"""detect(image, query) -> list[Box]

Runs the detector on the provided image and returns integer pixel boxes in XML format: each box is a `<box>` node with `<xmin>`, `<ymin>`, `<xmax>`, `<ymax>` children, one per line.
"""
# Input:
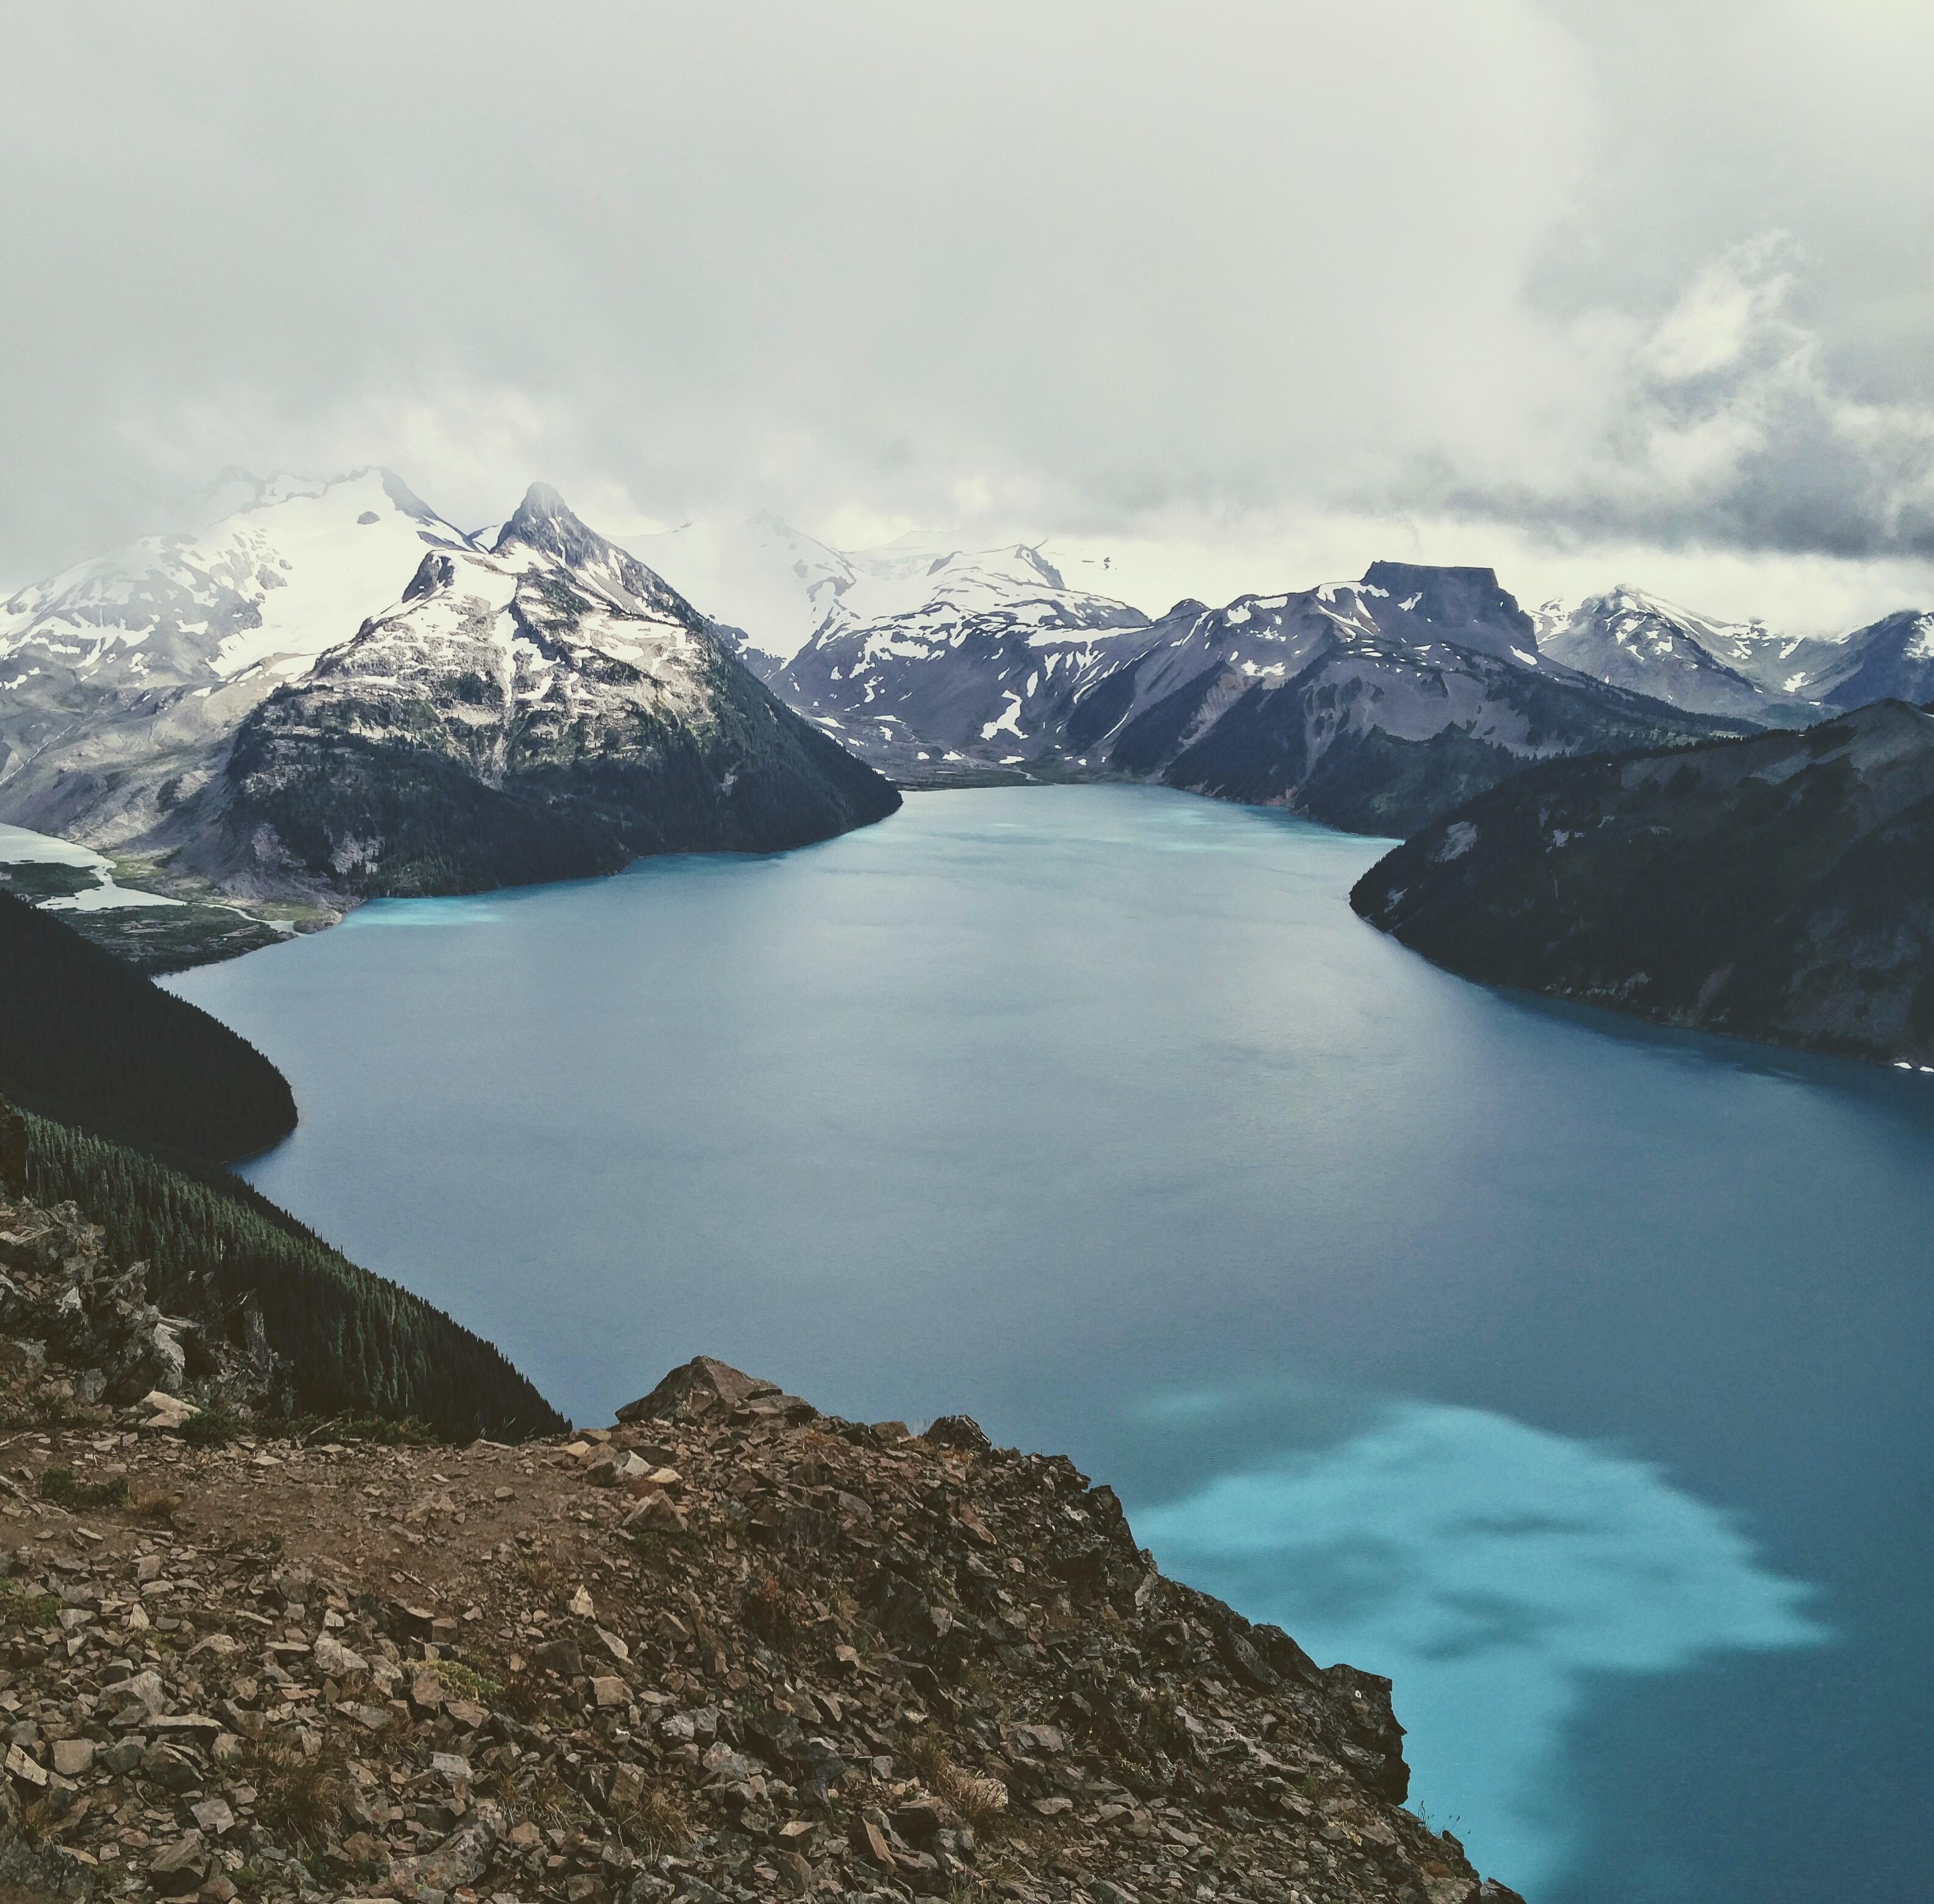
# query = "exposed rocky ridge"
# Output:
<box><xmin>1349</xmin><ymin>698</ymin><xmax>1934</xmax><ymax>1066</ymax></box>
<box><xmin>0</xmin><ymin>1293</ymin><xmax>1517</xmax><ymax>1903</ymax></box>
<box><xmin>0</xmin><ymin>1188</ymin><xmax>286</xmax><ymax>1424</ymax></box>
<box><xmin>8</xmin><ymin>1114</ymin><xmax>565</xmax><ymax>1443</ymax></box>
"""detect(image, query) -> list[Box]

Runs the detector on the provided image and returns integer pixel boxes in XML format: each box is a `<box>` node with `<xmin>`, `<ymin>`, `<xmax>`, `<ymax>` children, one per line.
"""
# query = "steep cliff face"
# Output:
<box><xmin>165</xmin><ymin>486</ymin><xmax>900</xmax><ymax>904</ymax></box>
<box><xmin>1351</xmin><ymin>699</ymin><xmax>1934</xmax><ymax>1066</ymax></box>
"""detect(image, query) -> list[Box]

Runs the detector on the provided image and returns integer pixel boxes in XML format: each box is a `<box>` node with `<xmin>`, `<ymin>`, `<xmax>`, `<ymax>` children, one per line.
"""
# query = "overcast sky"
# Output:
<box><xmin>5</xmin><ymin>0</ymin><xmax>1932</xmax><ymax>629</ymax></box>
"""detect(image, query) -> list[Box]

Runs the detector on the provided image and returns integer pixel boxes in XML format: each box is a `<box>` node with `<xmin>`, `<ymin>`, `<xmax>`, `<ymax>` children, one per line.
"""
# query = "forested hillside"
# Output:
<box><xmin>11</xmin><ymin>1105</ymin><xmax>565</xmax><ymax>1439</ymax></box>
<box><xmin>0</xmin><ymin>892</ymin><xmax>295</xmax><ymax>1161</ymax></box>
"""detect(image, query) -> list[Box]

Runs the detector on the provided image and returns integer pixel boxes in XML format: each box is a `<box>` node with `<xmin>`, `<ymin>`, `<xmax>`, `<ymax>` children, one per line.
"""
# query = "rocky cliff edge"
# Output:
<box><xmin>0</xmin><ymin>1198</ymin><xmax>1517</xmax><ymax>1904</ymax></box>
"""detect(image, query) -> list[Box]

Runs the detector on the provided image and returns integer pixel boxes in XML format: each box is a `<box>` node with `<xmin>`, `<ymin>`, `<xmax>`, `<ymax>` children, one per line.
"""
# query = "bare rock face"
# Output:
<box><xmin>617</xmin><ymin>1354</ymin><xmax>782</xmax><ymax>1421</ymax></box>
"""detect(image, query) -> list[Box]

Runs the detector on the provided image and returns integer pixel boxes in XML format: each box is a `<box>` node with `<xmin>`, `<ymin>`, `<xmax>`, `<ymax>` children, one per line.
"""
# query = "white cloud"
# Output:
<box><xmin>1</xmin><ymin>1</ymin><xmax>1930</xmax><ymax>632</ymax></box>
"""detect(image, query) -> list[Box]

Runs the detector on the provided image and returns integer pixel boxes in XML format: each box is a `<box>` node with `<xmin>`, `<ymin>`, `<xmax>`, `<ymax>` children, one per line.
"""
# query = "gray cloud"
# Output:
<box><xmin>2</xmin><ymin>1</ymin><xmax>1930</xmax><ymax>597</ymax></box>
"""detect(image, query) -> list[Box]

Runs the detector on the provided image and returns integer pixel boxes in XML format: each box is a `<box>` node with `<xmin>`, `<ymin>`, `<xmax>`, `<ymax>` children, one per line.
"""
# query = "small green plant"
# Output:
<box><xmin>426</xmin><ymin>1657</ymin><xmax>500</xmax><ymax>1704</ymax></box>
<box><xmin>0</xmin><ymin>1580</ymin><xmax>63</xmax><ymax>1628</ymax></box>
<box><xmin>178</xmin><ymin>1407</ymin><xmax>245</xmax><ymax>1446</ymax></box>
<box><xmin>37</xmin><ymin>1466</ymin><xmax>129</xmax><ymax>1509</ymax></box>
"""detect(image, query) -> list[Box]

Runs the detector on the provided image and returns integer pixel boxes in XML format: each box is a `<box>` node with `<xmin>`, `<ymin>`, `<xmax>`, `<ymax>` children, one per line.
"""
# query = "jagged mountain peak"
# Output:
<box><xmin>489</xmin><ymin>485</ymin><xmax>707</xmax><ymax>633</ymax></box>
<box><xmin>494</xmin><ymin>480</ymin><xmax>597</xmax><ymax>556</ymax></box>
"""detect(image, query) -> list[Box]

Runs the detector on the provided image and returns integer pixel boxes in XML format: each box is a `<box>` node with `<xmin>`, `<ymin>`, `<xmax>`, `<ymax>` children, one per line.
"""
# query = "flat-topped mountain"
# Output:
<box><xmin>1059</xmin><ymin>566</ymin><xmax>1748</xmax><ymax>835</ymax></box>
<box><xmin>1351</xmin><ymin>698</ymin><xmax>1934</xmax><ymax>1066</ymax></box>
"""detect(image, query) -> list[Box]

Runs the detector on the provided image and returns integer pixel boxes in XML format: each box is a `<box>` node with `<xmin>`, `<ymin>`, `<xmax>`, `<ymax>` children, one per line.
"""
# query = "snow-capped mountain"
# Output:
<box><xmin>1533</xmin><ymin>587</ymin><xmax>1817</xmax><ymax>725</ymax></box>
<box><xmin>1056</xmin><ymin>564</ymin><xmax>1752</xmax><ymax>835</ymax></box>
<box><xmin>760</xmin><ymin>536</ymin><xmax>1149</xmax><ymax>776</ymax></box>
<box><xmin>638</xmin><ymin>522</ymin><xmax>1150</xmax><ymax>777</ymax></box>
<box><xmin>0</xmin><ymin>470</ymin><xmax>478</xmax><ymax>844</ymax></box>
<box><xmin>1775</xmin><ymin>608</ymin><xmax>1934</xmax><ymax>711</ymax></box>
<box><xmin>0</xmin><ymin>478</ymin><xmax>898</xmax><ymax>917</ymax></box>
<box><xmin>158</xmin><ymin>485</ymin><xmax>899</xmax><ymax>903</ymax></box>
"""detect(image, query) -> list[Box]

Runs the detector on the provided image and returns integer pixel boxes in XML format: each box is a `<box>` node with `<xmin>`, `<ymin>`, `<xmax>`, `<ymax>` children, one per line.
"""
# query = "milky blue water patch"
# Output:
<box><xmin>336</xmin><ymin>895</ymin><xmax>512</xmax><ymax>929</ymax></box>
<box><xmin>169</xmin><ymin>785</ymin><xmax>1934</xmax><ymax>1902</ymax></box>
<box><xmin>1131</xmin><ymin>1389</ymin><xmax>1826</xmax><ymax>1895</ymax></box>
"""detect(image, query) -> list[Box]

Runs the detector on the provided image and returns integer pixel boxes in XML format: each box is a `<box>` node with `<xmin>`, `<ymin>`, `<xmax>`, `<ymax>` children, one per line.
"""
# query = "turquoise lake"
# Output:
<box><xmin>169</xmin><ymin>785</ymin><xmax>1934</xmax><ymax>1901</ymax></box>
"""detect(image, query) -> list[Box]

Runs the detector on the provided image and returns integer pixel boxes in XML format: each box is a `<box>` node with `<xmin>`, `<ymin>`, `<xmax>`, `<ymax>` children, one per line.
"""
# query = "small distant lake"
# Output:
<box><xmin>170</xmin><ymin>785</ymin><xmax>1934</xmax><ymax>1902</ymax></box>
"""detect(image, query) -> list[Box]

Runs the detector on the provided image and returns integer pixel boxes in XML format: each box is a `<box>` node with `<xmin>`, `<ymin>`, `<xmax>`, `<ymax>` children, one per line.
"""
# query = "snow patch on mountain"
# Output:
<box><xmin>1535</xmin><ymin>586</ymin><xmax>1817</xmax><ymax>725</ymax></box>
<box><xmin>0</xmin><ymin>469</ymin><xmax>474</xmax><ymax>686</ymax></box>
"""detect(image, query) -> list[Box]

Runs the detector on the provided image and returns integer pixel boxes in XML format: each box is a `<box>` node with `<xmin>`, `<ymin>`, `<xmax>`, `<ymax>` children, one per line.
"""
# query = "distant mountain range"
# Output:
<box><xmin>690</xmin><ymin>544</ymin><xmax>1758</xmax><ymax>832</ymax></box>
<box><xmin>7</xmin><ymin>469</ymin><xmax>1933</xmax><ymax>962</ymax></box>
<box><xmin>1350</xmin><ymin>699</ymin><xmax>1934</xmax><ymax>1068</ymax></box>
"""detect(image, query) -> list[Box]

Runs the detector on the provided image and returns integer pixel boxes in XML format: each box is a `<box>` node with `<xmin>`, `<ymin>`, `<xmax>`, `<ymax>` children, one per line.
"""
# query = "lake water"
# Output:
<box><xmin>169</xmin><ymin>785</ymin><xmax>1934</xmax><ymax>1902</ymax></box>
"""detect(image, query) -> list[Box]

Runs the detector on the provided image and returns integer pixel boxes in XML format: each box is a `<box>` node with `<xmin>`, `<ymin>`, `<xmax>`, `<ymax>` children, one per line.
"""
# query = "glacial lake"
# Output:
<box><xmin>170</xmin><ymin>785</ymin><xmax>1934</xmax><ymax>1902</ymax></box>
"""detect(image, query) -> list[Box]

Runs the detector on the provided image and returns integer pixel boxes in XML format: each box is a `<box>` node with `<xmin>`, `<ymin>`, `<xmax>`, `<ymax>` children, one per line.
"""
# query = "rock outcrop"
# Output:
<box><xmin>0</xmin><ymin>1334</ymin><xmax>1518</xmax><ymax>1901</ymax></box>
<box><xmin>0</xmin><ymin>1186</ymin><xmax>286</xmax><ymax>1422</ymax></box>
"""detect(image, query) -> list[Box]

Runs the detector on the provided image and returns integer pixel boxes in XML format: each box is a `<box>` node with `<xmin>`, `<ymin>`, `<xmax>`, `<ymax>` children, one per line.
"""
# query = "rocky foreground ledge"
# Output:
<box><xmin>0</xmin><ymin>1212</ymin><xmax>1518</xmax><ymax>1904</ymax></box>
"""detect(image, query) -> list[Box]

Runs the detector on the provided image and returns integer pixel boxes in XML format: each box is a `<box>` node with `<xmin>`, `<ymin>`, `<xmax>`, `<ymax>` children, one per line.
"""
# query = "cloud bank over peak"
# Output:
<box><xmin>3</xmin><ymin>1</ymin><xmax>1930</xmax><ymax>632</ymax></box>
<box><xmin>1417</xmin><ymin>236</ymin><xmax>1934</xmax><ymax>564</ymax></box>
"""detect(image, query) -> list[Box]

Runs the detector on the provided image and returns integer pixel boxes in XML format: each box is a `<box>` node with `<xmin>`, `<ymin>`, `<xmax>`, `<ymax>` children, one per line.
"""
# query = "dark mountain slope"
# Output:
<box><xmin>1350</xmin><ymin>699</ymin><xmax>1934</xmax><ymax>1066</ymax></box>
<box><xmin>1795</xmin><ymin>608</ymin><xmax>1934</xmax><ymax>712</ymax></box>
<box><xmin>0</xmin><ymin>890</ymin><xmax>294</xmax><ymax>1161</ymax></box>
